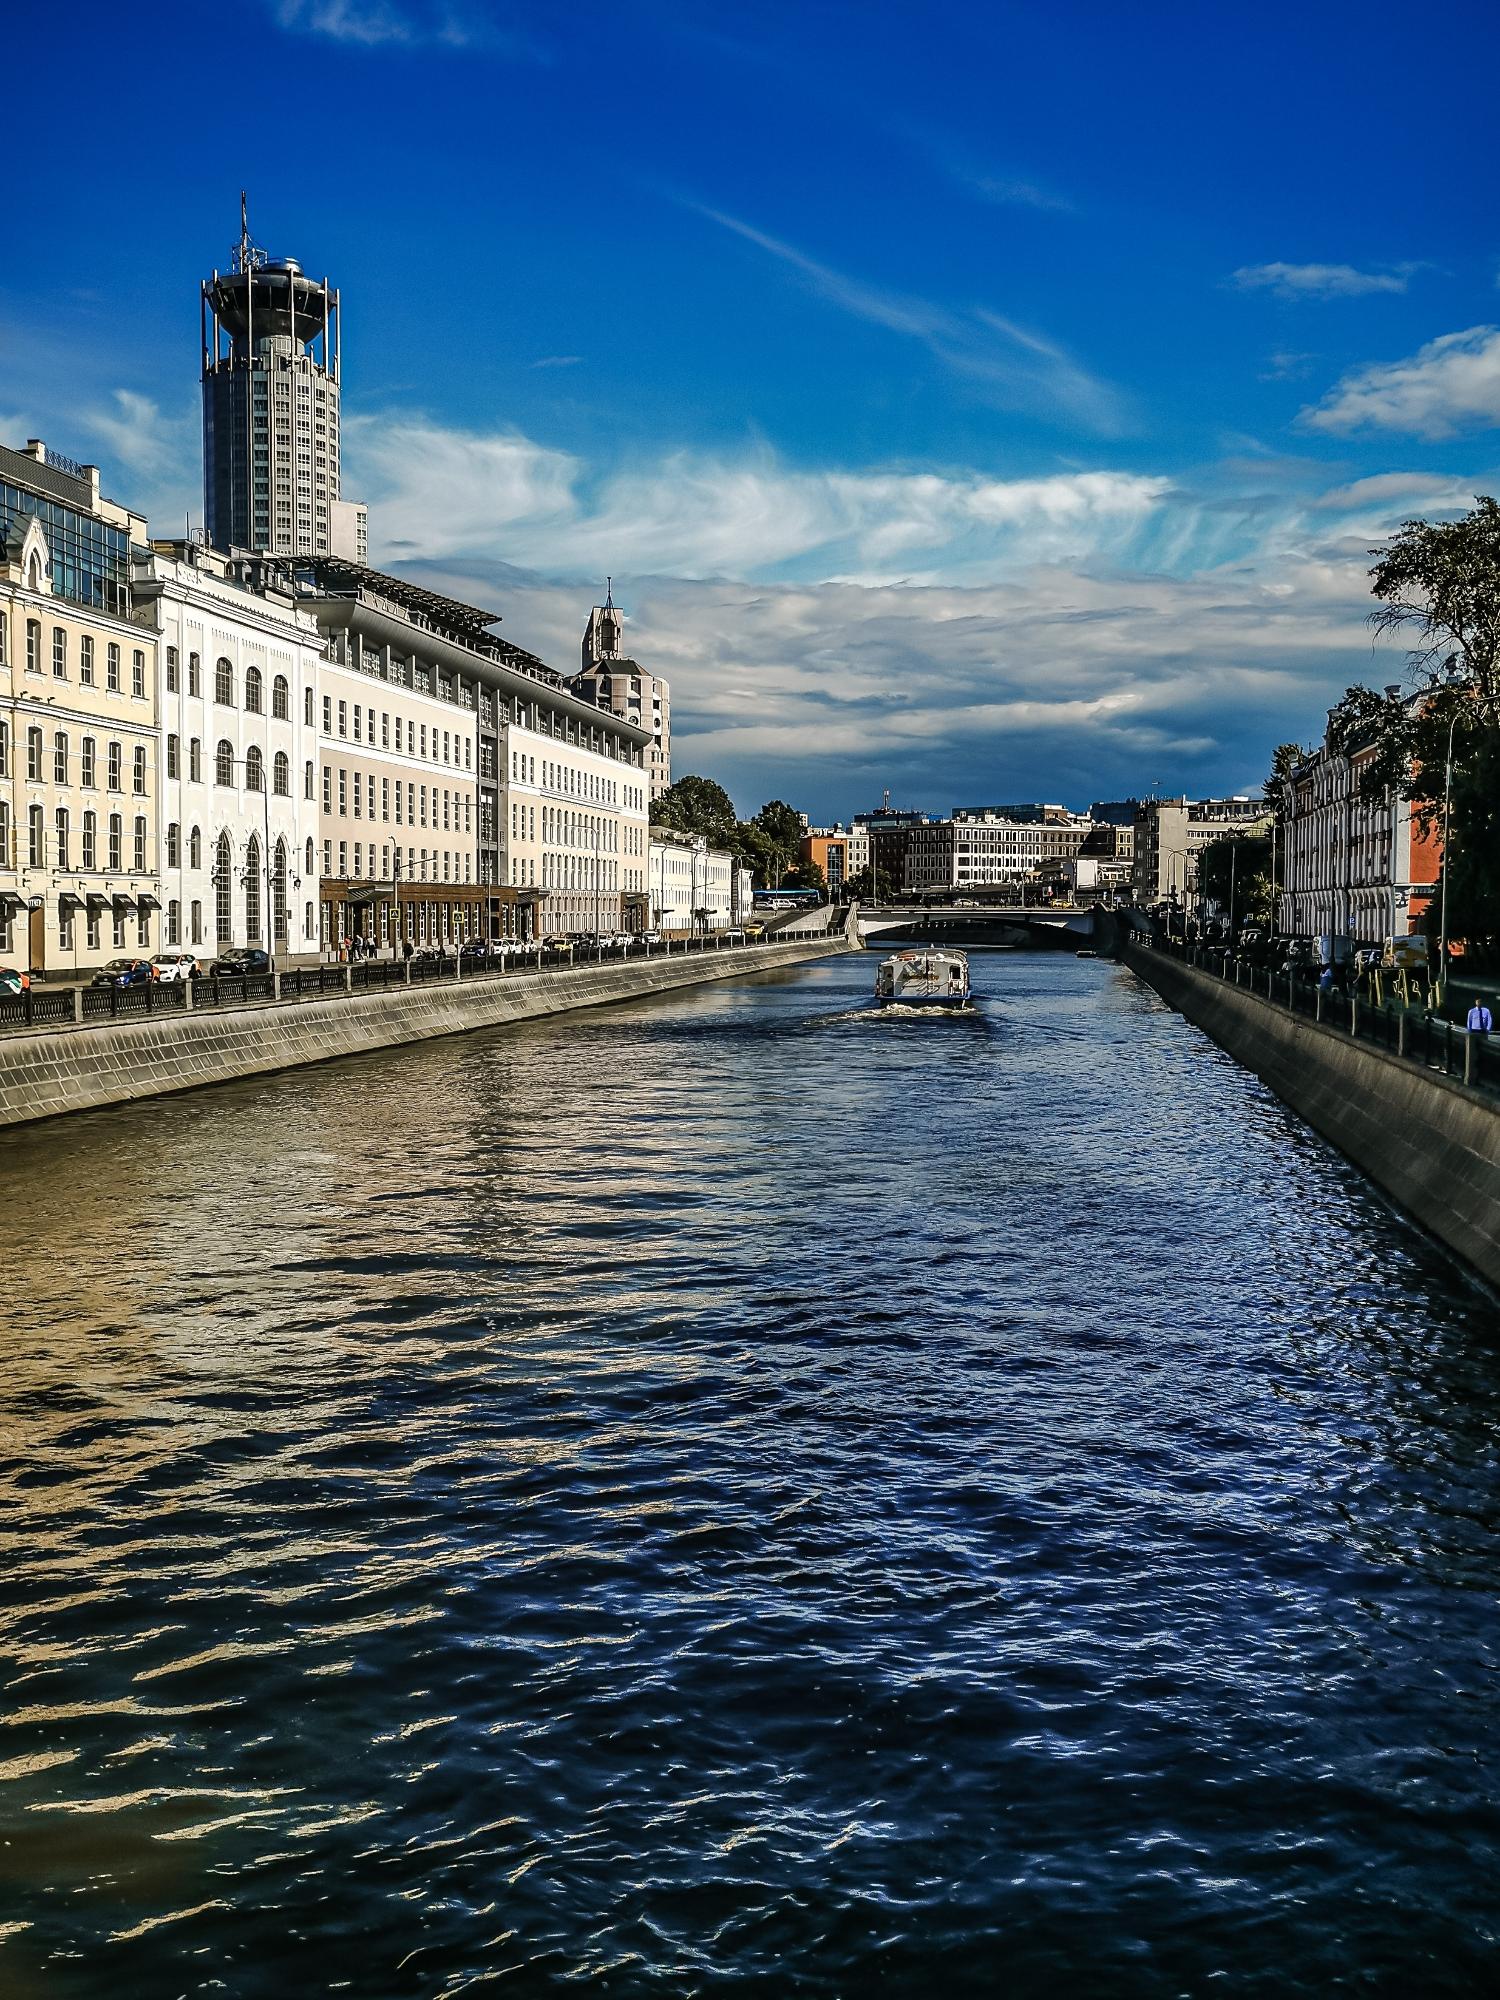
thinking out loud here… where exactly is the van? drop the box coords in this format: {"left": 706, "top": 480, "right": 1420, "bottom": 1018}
{"left": 1382, "top": 934, "right": 1428, "bottom": 970}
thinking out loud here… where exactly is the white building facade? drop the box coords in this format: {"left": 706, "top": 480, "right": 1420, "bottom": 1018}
{"left": 134, "top": 542, "right": 324, "bottom": 964}
{"left": 649, "top": 826, "right": 746, "bottom": 933}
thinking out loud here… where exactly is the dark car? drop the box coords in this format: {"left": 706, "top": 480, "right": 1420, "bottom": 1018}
{"left": 211, "top": 949, "right": 272, "bottom": 977}
{"left": 90, "top": 957, "right": 154, "bottom": 989}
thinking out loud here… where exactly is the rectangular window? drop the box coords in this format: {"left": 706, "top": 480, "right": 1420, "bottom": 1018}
{"left": 81, "top": 737, "right": 96, "bottom": 787}
{"left": 107, "top": 643, "right": 121, "bottom": 691}
{"left": 353, "top": 771, "right": 362, "bottom": 817}
{"left": 26, "top": 621, "right": 40, "bottom": 672}
{"left": 353, "top": 706, "right": 362, "bottom": 742}
{"left": 107, "top": 742, "right": 122, "bottom": 791}
{"left": 338, "top": 701, "right": 347, "bottom": 737}
{"left": 52, "top": 627, "right": 66, "bottom": 677}
{"left": 323, "top": 695, "right": 332, "bottom": 734}
{"left": 338, "top": 769, "right": 347, "bottom": 814}
{"left": 382, "top": 777, "right": 389, "bottom": 820}
{"left": 132, "top": 650, "right": 146, "bottom": 698}
{"left": 166, "top": 645, "right": 178, "bottom": 692}
{"left": 382, "top": 713, "right": 390, "bottom": 749}
{"left": 54, "top": 733, "right": 67, "bottom": 784}
{"left": 133, "top": 747, "right": 147, "bottom": 795}
{"left": 323, "top": 765, "right": 332, "bottom": 812}
{"left": 167, "top": 734, "right": 179, "bottom": 779}
{"left": 189, "top": 652, "right": 201, "bottom": 696}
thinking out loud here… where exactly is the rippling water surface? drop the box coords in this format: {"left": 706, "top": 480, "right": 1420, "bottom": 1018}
{"left": 3, "top": 953, "right": 1499, "bottom": 1996}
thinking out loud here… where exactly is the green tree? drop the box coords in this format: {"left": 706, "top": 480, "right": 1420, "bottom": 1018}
{"left": 780, "top": 858, "right": 827, "bottom": 895}
{"left": 753, "top": 799, "right": 804, "bottom": 885}
{"left": 652, "top": 775, "right": 739, "bottom": 843}
{"left": 1197, "top": 833, "right": 1272, "bottom": 928}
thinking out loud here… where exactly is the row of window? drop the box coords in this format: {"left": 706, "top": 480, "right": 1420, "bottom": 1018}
{"left": 321, "top": 766, "right": 472, "bottom": 834}
{"left": 509, "top": 751, "right": 635, "bottom": 811}
{"left": 1, "top": 613, "right": 146, "bottom": 694}
{"left": 166, "top": 736, "right": 305, "bottom": 796}
{"left": 322, "top": 695, "right": 472, "bottom": 769}
{"left": 509, "top": 804, "right": 624, "bottom": 854}
{"left": 325, "top": 841, "right": 473, "bottom": 886}
{"left": 1, "top": 723, "right": 148, "bottom": 794}
{"left": 0, "top": 802, "right": 148, "bottom": 873}
{"left": 164, "top": 648, "right": 309, "bottom": 722}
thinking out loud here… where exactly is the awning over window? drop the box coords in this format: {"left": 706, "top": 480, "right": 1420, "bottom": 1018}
{"left": 111, "top": 893, "right": 136, "bottom": 913}
{"left": 57, "top": 892, "right": 84, "bottom": 914}
{"left": 137, "top": 895, "right": 161, "bottom": 913}
{"left": 0, "top": 892, "right": 25, "bottom": 921}
{"left": 85, "top": 894, "right": 111, "bottom": 914}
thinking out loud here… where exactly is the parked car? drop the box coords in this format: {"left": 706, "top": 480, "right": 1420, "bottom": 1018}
{"left": 542, "top": 933, "right": 574, "bottom": 950}
{"left": 742, "top": 922, "right": 766, "bottom": 940}
{"left": 211, "top": 948, "right": 272, "bottom": 977}
{"left": 90, "top": 957, "right": 155, "bottom": 989}
{"left": 721, "top": 928, "right": 747, "bottom": 943}
{"left": 0, "top": 966, "right": 32, "bottom": 997}
{"left": 150, "top": 951, "right": 199, "bottom": 984}
{"left": 638, "top": 928, "right": 663, "bottom": 946}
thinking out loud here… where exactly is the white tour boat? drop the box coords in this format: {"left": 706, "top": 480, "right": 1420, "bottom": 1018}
{"left": 874, "top": 948, "right": 972, "bottom": 1011}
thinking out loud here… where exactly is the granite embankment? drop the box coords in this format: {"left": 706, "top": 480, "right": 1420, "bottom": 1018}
{"left": 0, "top": 938, "right": 850, "bottom": 1129}
{"left": 1125, "top": 941, "right": 1500, "bottom": 1289}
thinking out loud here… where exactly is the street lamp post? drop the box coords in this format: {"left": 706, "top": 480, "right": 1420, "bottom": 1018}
{"left": 1437, "top": 707, "right": 1460, "bottom": 1002}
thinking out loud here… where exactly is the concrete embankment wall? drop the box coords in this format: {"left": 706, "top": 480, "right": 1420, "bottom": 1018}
{"left": 0, "top": 940, "right": 848, "bottom": 1130}
{"left": 1124, "top": 942, "right": 1500, "bottom": 1289}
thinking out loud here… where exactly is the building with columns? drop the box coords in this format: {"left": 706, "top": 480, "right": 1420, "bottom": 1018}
{"left": 648, "top": 825, "right": 747, "bottom": 933}
{"left": 1, "top": 440, "right": 162, "bottom": 979}
{"left": 1278, "top": 719, "right": 1438, "bottom": 947}
{"left": 132, "top": 541, "right": 325, "bottom": 965}
{"left": 277, "top": 559, "right": 650, "bottom": 949}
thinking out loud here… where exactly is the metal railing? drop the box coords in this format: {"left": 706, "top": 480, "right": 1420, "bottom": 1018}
{"left": 0, "top": 930, "right": 822, "bottom": 1038}
{"left": 1140, "top": 935, "right": 1500, "bottom": 1100}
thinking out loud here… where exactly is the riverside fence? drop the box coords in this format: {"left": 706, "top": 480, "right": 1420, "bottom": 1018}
{"left": 1140, "top": 934, "right": 1500, "bottom": 1100}
{"left": 0, "top": 932, "right": 812, "bottom": 1037}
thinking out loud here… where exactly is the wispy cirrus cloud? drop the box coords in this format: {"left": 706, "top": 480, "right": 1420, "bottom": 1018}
{"left": 530, "top": 354, "right": 582, "bottom": 370}
{"left": 269, "top": 0, "right": 542, "bottom": 55}
{"left": 689, "top": 204, "right": 1129, "bottom": 435}
{"left": 1301, "top": 325, "right": 1500, "bottom": 438}
{"left": 1231, "top": 260, "right": 1419, "bottom": 300}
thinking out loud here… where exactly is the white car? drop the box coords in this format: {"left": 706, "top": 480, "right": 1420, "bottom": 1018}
{"left": 150, "top": 951, "right": 199, "bottom": 984}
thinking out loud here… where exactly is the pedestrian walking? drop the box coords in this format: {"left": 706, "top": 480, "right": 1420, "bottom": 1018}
{"left": 1468, "top": 998, "right": 1493, "bottom": 1038}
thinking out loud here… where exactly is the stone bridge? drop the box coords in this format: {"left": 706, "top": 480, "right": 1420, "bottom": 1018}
{"left": 857, "top": 903, "right": 1116, "bottom": 952}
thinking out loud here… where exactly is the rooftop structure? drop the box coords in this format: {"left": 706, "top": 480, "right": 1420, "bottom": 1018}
{"left": 201, "top": 196, "right": 365, "bottom": 561}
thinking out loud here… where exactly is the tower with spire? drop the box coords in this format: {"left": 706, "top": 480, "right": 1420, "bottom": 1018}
{"left": 570, "top": 583, "right": 672, "bottom": 801}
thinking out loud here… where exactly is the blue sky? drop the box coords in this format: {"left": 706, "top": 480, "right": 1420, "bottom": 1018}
{"left": 6, "top": 0, "right": 1500, "bottom": 817}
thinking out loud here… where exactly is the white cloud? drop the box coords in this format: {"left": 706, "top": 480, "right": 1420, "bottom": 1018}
{"left": 349, "top": 415, "right": 1168, "bottom": 579}
{"left": 1301, "top": 325, "right": 1500, "bottom": 438}
{"left": 339, "top": 415, "right": 1453, "bottom": 815}
{"left": 1232, "top": 261, "right": 1416, "bottom": 300}
{"left": 269, "top": 1, "right": 539, "bottom": 53}
{"left": 530, "top": 355, "right": 582, "bottom": 370}
{"left": 689, "top": 205, "right": 1130, "bottom": 435}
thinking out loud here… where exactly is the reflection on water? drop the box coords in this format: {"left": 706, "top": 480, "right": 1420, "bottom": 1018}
{"left": 2, "top": 953, "right": 1498, "bottom": 1996}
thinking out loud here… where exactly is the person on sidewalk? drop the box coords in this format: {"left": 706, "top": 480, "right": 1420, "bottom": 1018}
{"left": 1468, "top": 998, "right": 1493, "bottom": 1038}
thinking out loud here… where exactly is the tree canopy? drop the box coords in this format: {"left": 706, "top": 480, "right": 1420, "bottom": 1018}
{"left": 651, "top": 777, "right": 816, "bottom": 894}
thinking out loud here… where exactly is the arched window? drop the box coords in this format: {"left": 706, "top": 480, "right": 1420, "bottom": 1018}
{"left": 244, "top": 665, "right": 263, "bottom": 714}
{"left": 245, "top": 745, "right": 264, "bottom": 792}
{"left": 304, "top": 900, "right": 315, "bottom": 941}
{"left": 304, "top": 686, "right": 315, "bottom": 726}
{"left": 188, "top": 651, "right": 201, "bottom": 696}
{"left": 189, "top": 825, "right": 202, "bottom": 870}
{"left": 246, "top": 832, "right": 262, "bottom": 944}
{"left": 54, "top": 807, "right": 69, "bottom": 869}
{"left": 53, "top": 730, "right": 68, "bottom": 783}
{"left": 133, "top": 816, "right": 147, "bottom": 873}
{"left": 216, "top": 740, "right": 235, "bottom": 786}
{"left": 166, "top": 822, "right": 181, "bottom": 867}
{"left": 272, "top": 674, "right": 290, "bottom": 720}
{"left": 108, "top": 813, "right": 123, "bottom": 871}
{"left": 305, "top": 836, "right": 316, "bottom": 879}
{"left": 304, "top": 760, "right": 314, "bottom": 800}
{"left": 273, "top": 838, "right": 288, "bottom": 945}
{"left": 215, "top": 831, "right": 233, "bottom": 943}
{"left": 82, "top": 811, "right": 96, "bottom": 869}
{"left": 190, "top": 737, "right": 202, "bottom": 783}
{"left": 215, "top": 657, "right": 234, "bottom": 706}
{"left": 273, "top": 750, "right": 290, "bottom": 796}
{"left": 167, "top": 899, "right": 180, "bottom": 945}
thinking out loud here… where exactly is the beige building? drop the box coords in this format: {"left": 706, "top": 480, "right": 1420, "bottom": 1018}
{"left": 649, "top": 825, "right": 746, "bottom": 933}
{"left": 1, "top": 441, "right": 161, "bottom": 978}
{"left": 1132, "top": 796, "right": 1268, "bottom": 908}
{"left": 282, "top": 560, "right": 651, "bottom": 949}
{"left": 572, "top": 591, "right": 671, "bottom": 802}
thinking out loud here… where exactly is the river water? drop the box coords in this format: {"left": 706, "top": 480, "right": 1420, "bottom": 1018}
{"left": 2, "top": 951, "right": 1498, "bottom": 1997}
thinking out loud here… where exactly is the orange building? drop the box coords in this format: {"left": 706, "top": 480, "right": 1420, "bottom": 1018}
{"left": 800, "top": 832, "right": 848, "bottom": 895}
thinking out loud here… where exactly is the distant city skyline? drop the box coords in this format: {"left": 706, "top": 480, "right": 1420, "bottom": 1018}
{"left": 5, "top": 0, "right": 1499, "bottom": 818}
